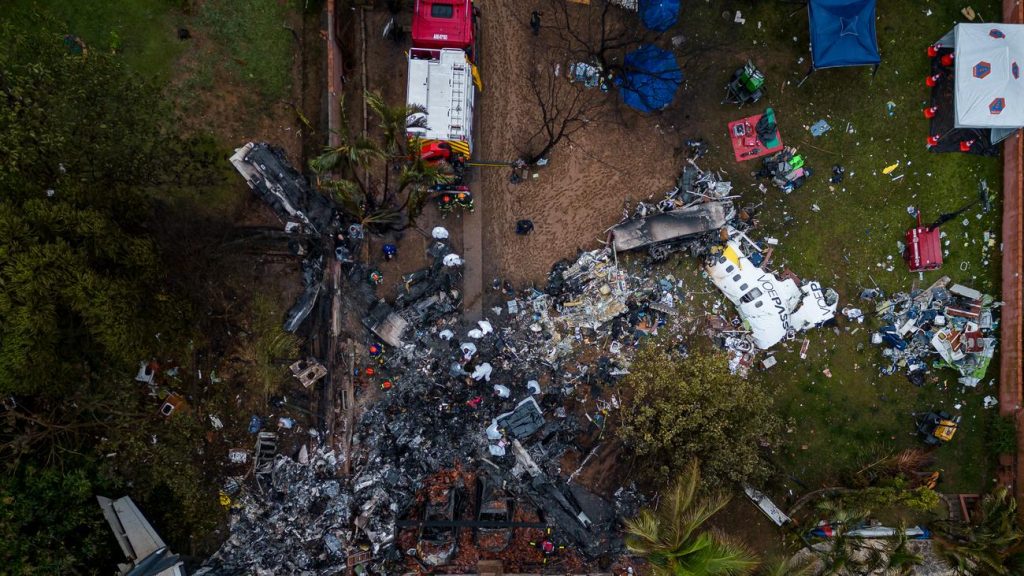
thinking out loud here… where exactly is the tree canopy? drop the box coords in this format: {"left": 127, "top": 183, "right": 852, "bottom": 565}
{"left": 0, "top": 19, "right": 186, "bottom": 397}
{"left": 0, "top": 17, "right": 224, "bottom": 574}
{"left": 617, "top": 345, "right": 785, "bottom": 487}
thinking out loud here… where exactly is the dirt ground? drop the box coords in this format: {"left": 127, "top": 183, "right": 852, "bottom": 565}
{"left": 477, "top": 0, "right": 680, "bottom": 288}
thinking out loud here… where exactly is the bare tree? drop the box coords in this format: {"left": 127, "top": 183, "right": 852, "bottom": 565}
{"left": 520, "top": 61, "right": 608, "bottom": 165}
{"left": 545, "top": 0, "right": 648, "bottom": 80}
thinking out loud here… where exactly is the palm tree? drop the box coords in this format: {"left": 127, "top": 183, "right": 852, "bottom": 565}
{"left": 310, "top": 92, "right": 449, "bottom": 232}
{"left": 756, "top": 556, "right": 815, "bottom": 576}
{"left": 801, "top": 501, "right": 925, "bottom": 576}
{"left": 624, "top": 460, "right": 759, "bottom": 576}
{"left": 810, "top": 501, "right": 886, "bottom": 576}
{"left": 881, "top": 523, "right": 924, "bottom": 576}
{"left": 934, "top": 487, "right": 1024, "bottom": 575}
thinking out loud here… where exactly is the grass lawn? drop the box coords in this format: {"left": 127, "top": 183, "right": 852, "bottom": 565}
{"left": 3, "top": 0, "right": 187, "bottom": 82}
{"left": 200, "top": 0, "right": 297, "bottom": 101}
{"left": 5, "top": 0, "right": 296, "bottom": 101}
{"left": 656, "top": 0, "right": 1005, "bottom": 494}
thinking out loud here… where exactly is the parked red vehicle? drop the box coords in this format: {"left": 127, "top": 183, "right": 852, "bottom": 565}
{"left": 412, "top": 0, "right": 475, "bottom": 54}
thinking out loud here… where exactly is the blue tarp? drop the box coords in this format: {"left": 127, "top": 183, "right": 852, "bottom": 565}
{"left": 808, "top": 0, "right": 881, "bottom": 69}
{"left": 618, "top": 45, "right": 683, "bottom": 113}
{"left": 639, "top": 0, "right": 679, "bottom": 32}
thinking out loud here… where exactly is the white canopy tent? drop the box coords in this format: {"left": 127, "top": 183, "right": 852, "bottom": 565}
{"left": 938, "top": 23, "right": 1024, "bottom": 143}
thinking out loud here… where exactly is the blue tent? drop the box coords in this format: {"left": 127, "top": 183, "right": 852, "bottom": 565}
{"left": 639, "top": 0, "right": 679, "bottom": 32}
{"left": 808, "top": 0, "right": 880, "bottom": 69}
{"left": 618, "top": 45, "right": 683, "bottom": 113}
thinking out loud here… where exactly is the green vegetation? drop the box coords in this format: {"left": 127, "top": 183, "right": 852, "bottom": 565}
{"left": 934, "top": 487, "right": 1024, "bottom": 574}
{"left": 662, "top": 0, "right": 1004, "bottom": 493}
{"left": 0, "top": 18, "right": 183, "bottom": 396}
{"left": 989, "top": 414, "right": 1018, "bottom": 454}
{"left": 235, "top": 294, "right": 303, "bottom": 400}
{"left": 0, "top": 465, "right": 111, "bottom": 574}
{"left": 201, "top": 0, "right": 296, "bottom": 100}
{"left": 0, "top": 19, "right": 222, "bottom": 572}
{"left": 625, "top": 460, "right": 759, "bottom": 576}
{"left": 833, "top": 484, "right": 941, "bottom": 515}
{"left": 7, "top": 0, "right": 296, "bottom": 100}
{"left": 311, "top": 93, "right": 451, "bottom": 231}
{"left": 3, "top": 0, "right": 184, "bottom": 82}
{"left": 0, "top": 0, "right": 308, "bottom": 569}
{"left": 809, "top": 501, "right": 924, "bottom": 575}
{"left": 617, "top": 345, "right": 784, "bottom": 487}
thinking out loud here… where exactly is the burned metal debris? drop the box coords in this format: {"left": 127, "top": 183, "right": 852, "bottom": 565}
{"left": 197, "top": 236, "right": 691, "bottom": 574}
{"left": 284, "top": 249, "right": 325, "bottom": 333}
{"left": 202, "top": 148, "right": 849, "bottom": 574}
{"left": 230, "top": 142, "right": 334, "bottom": 234}
{"left": 866, "top": 276, "right": 999, "bottom": 387}
{"left": 611, "top": 160, "right": 741, "bottom": 261}
{"left": 231, "top": 142, "right": 338, "bottom": 333}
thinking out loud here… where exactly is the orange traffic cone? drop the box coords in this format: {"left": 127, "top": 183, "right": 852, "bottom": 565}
{"left": 928, "top": 44, "right": 940, "bottom": 58}
{"left": 960, "top": 139, "right": 975, "bottom": 152}
{"left": 923, "top": 106, "right": 939, "bottom": 119}
{"left": 926, "top": 134, "right": 941, "bottom": 148}
{"left": 940, "top": 53, "right": 955, "bottom": 67}
{"left": 926, "top": 73, "right": 943, "bottom": 87}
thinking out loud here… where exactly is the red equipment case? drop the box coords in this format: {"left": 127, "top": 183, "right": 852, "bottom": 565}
{"left": 904, "top": 215, "right": 943, "bottom": 272}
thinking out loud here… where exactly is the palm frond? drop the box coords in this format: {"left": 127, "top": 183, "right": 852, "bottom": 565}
{"left": 757, "top": 555, "right": 816, "bottom": 576}
{"left": 626, "top": 461, "right": 757, "bottom": 575}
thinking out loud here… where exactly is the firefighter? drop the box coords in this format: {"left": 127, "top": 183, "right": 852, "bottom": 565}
{"left": 368, "top": 343, "right": 383, "bottom": 359}
{"left": 454, "top": 191, "right": 474, "bottom": 212}
{"left": 530, "top": 527, "right": 564, "bottom": 564}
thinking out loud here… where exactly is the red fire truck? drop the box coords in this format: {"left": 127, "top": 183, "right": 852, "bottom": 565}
{"left": 406, "top": 0, "right": 480, "bottom": 159}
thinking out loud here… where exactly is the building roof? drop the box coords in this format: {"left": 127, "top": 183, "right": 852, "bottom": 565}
{"left": 954, "top": 23, "right": 1024, "bottom": 129}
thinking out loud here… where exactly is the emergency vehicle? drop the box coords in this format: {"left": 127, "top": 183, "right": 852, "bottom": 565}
{"left": 406, "top": 0, "right": 480, "bottom": 159}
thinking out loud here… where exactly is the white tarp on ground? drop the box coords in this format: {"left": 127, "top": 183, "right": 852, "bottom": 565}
{"left": 945, "top": 24, "right": 1024, "bottom": 131}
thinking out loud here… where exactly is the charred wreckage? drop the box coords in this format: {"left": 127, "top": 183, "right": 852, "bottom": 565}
{"left": 195, "top": 143, "right": 832, "bottom": 574}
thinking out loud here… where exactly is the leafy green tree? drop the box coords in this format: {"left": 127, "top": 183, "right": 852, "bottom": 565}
{"left": 310, "top": 93, "right": 451, "bottom": 232}
{"left": 0, "top": 464, "right": 113, "bottom": 573}
{"left": 0, "top": 16, "right": 225, "bottom": 574}
{"left": 617, "top": 345, "right": 784, "bottom": 486}
{"left": 934, "top": 487, "right": 1024, "bottom": 575}
{"left": 0, "top": 18, "right": 202, "bottom": 397}
{"left": 625, "top": 460, "right": 759, "bottom": 576}
{"left": 833, "top": 483, "right": 942, "bottom": 515}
